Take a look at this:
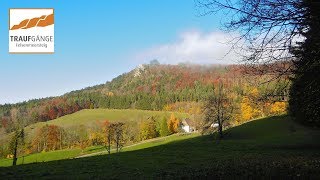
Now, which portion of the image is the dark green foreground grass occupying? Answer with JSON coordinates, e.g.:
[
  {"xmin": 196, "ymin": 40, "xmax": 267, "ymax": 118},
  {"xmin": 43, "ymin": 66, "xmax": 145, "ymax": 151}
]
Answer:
[{"xmin": 1, "ymin": 115, "xmax": 320, "ymax": 179}]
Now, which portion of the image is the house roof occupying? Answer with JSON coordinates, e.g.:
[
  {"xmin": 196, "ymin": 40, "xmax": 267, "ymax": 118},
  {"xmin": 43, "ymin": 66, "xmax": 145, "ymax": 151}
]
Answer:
[{"xmin": 182, "ymin": 118, "xmax": 194, "ymax": 127}]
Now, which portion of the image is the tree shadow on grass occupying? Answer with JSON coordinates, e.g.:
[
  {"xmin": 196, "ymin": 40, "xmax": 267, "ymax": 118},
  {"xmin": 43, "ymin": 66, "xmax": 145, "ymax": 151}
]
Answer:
[{"xmin": 1, "ymin": 115, "xmax": 320, "ymax": 179}]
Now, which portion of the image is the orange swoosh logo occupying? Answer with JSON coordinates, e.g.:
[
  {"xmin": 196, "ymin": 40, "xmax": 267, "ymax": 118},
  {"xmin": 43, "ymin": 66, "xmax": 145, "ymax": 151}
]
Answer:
[{"xmin": 10, "ymin": 14, "xmax": 54, "ymax": 30}]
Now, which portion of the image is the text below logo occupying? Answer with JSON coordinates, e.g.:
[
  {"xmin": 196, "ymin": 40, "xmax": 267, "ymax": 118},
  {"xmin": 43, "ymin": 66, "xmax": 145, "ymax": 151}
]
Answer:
[{"xmin": 9, "ymin": 8, "xmax": 54, "ymax": 54}]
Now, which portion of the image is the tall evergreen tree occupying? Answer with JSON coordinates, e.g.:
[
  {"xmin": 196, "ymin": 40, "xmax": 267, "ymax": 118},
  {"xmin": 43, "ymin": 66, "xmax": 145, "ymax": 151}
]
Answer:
[{"xmin": 290, "ymin": 1, "xmax": 320, "ymax": 126}]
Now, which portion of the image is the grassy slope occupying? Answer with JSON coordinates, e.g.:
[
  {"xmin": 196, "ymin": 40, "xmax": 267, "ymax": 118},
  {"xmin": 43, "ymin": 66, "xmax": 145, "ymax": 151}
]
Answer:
[
  {"xmin": 0, "ymin": 149, "xmax": 82, "ymax": 167},
  {"xmin": 1, "ymin": 115, "xmax": 320, "ymax": 179},
  {"xmin": 29, "ymin": 109, "xmax": 189, "ymax": 129}
]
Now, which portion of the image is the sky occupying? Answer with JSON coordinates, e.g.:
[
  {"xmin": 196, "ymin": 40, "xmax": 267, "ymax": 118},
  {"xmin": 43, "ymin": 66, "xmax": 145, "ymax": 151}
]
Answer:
[{"xmin": 0, "ymin": 0, "xmax": 237, "ymax": 104}]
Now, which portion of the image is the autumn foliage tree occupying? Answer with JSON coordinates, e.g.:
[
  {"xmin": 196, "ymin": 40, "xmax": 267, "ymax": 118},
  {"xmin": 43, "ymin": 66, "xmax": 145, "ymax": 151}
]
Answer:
[
  {"xmin": 239, "ymin": 88, "xmax": 261, "ymax": 122},
  {"xmin": 236, "ymin": 86, "xmax": 288, "ymax": 124},
  {"xmin": 47, "ymin": 125, "xmax": 64, "ymax": 150},
  {"xmin": 240, "ymin": 97, "xmax": 254, "ymax": 121},
  {"xmin": 89, "ymin": 130, "xmax": 104, "ymax": 146},
  {"xmin": 139, "ymin": 117, "xmax": 158, "ymax": 140},
  {"xmin": 270, "ymin": 102, "xmax": 287, "ymax": 115},
  {"xmin": 167, "ymin": 113, "xmax": 180, "ymax": 134},
  {"xmin": 32, "ymin": 124, "xmax": 64, "ymax": 152}
]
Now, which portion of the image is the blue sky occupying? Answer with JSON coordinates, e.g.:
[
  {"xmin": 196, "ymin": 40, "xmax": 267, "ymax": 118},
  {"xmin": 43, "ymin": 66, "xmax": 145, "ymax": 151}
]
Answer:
[{"xmin": 0, "ymin": 0, "xmax": 229, "ymax": 104}]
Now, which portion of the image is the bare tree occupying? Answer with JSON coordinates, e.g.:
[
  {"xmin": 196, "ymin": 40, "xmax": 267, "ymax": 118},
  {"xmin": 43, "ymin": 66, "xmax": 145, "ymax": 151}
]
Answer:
[
  {"xmin": 105, "ymin": 123, "xmax": 115, "ymax": 154},
  {"xmin": 203, "ymin": 81, "xmax": 234, "ymax": 138},
  {"xmin": 195, "ymin": 0, "xmax": 306, "ymax": 82},
  {"xmin": 196, "ymin": 0, "xmax": 303, "ymax": 60}
]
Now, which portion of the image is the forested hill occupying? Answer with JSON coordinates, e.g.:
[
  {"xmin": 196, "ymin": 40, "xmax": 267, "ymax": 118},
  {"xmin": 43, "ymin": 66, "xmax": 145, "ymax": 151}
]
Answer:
[
  {"xmin": 0, "ymin": 63, "xmax": 287, "ymax": 133},
  {"xmin": 69, "ymin": 63, "xmax": 242, "ymax": 104}
]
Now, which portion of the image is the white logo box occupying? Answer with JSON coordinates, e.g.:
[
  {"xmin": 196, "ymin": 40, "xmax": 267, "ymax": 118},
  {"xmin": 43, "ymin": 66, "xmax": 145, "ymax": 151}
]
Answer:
[{"xmin": 9, "ymin": 8, "xmax": 54, "ymax": 54}]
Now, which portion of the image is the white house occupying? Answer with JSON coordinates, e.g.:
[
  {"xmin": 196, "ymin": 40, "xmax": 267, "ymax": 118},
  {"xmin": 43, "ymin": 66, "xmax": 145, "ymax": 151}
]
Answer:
[
  {"xmin": 181, "ymin": 118, "xmax": 195, "ymax": 133},
  {"xmin": 211, "ymin": 123, "xmax": 219, "ymax": 128}
]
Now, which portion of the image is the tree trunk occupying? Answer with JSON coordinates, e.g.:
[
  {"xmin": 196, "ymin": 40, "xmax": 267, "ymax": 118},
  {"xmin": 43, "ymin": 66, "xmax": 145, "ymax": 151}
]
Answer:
[
  {"xmin": 60, "ymin": 131, "xmax": 62, "ymax": 150},
  {"xmin": 116, "ymin": 137, "xmax": 119, "ymax": 153},
  {"xmin": 107, "ymin": 135, "xmax": 111, "ymax": 154},
  {"xmin": 12, "ymin": 139, "xmax": 18, "ymax": 166},
  {"xmin": 218, "ymin": 122, "xmax": 223, "ymax": 139}
]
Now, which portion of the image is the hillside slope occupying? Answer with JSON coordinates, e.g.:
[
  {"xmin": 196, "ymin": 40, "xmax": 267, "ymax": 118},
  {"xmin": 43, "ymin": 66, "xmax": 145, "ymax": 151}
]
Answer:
[
  {"xmin": 0, "ymin": 63, "xmax": 288, "ymax": 133},
  {"xmin": 0, "ymin": 64, "xmax": 231, "ymax": 131},
  {"xmin": 1, "ymin": 115, "xmax": 319, "ymax": 179}
]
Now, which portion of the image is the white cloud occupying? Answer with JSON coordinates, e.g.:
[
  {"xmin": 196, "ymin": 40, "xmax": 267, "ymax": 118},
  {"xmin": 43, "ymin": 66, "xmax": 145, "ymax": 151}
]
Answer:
[{"xmin": 135, "ymin": 30, "xmax": 241, "ymax": 64}]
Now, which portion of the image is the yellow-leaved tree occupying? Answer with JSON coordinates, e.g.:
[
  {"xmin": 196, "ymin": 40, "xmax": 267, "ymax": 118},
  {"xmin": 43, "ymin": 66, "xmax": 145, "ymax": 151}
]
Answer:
[
  {"xmin": 168, "ymin": 113, "xmax": 180, "ymax": 134},
  {"xmin": 239, "ymin": 88, "xmax": 262, "ymax": 122},
  {"xmin": 240, "ymin": 97, "xmax": 254, "ymax": 121},
  {"xmin": 270, "ymin": 101, "xmax": 287, "ymax": 115}
]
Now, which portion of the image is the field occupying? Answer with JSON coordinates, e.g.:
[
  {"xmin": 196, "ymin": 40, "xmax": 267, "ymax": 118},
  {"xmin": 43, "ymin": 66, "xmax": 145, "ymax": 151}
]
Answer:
[
  {"xmin": 1, "ymin": 115, "xmax": 320, "ymax": 179},
  {"xmin": 28, "ymin": 109, "xmax": 189, "ymax": 129}
]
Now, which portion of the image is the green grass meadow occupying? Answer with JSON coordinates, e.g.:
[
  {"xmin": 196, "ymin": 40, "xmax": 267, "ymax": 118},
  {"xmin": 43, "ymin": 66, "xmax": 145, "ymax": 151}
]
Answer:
[
  {"xmin": 0, "ymin": 149, "xmax": 82, "ymax": 167},
  {"xmin": 1, "ymin": 115, "xmax": 320, "ymax": 179},
  {"xmin": 27, "ymin": 109, "xmax": 188, "ymax": 129}
]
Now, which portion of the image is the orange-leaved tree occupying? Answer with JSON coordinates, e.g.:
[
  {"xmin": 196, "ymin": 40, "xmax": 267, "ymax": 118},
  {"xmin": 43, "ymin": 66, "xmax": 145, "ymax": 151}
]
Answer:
[{"xmin": 168, "ymin": 113, "xmax": 180, "ymax": 134}]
